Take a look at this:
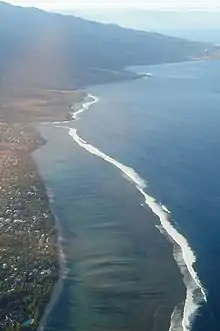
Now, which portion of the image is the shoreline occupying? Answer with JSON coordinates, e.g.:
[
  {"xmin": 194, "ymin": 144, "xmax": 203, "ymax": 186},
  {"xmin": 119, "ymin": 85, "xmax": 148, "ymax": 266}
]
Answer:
[
  {"xmin": 36, "ymin": 193, "xmax": 67, "ymax": 331},
  {"xmin": 11, "ymin": 67, "xmax": 206, "ymax": 330},
  {"xmin": 0, "ymin": 59, "xmax": 214, "ymax": 331}
]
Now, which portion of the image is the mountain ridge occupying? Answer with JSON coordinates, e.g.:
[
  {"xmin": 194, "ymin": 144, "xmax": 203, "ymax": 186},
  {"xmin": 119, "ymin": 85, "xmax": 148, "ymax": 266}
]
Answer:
[{"xmin": 0, "ymin": 1, "xmax": 214, "ymax": 89}]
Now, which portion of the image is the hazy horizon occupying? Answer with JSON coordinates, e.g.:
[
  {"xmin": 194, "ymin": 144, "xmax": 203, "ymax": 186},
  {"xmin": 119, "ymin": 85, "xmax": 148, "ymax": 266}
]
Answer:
[
  {"xmin": 3, "ymin": 1, "xmax": 220, "ymax": 43},
  {"xmin": 4, "ymin": 0, "xmax": 220, "ymax": 11},
  {"xmin": 63, "ymin": 8, "xmax": 220, "ymax": 42}
]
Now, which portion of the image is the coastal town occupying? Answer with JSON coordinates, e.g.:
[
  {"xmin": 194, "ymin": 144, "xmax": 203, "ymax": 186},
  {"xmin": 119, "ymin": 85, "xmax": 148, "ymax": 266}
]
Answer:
[{"xmin": 0, "ymin": 123, "xmax": 59, "ymax": 330}]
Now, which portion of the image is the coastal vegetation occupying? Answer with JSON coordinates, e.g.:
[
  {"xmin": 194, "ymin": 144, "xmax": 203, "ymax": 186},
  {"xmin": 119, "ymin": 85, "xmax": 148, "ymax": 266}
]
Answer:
[{"xmin": 0, "ymin": 124, "xmax": 59, "ymax": 330}]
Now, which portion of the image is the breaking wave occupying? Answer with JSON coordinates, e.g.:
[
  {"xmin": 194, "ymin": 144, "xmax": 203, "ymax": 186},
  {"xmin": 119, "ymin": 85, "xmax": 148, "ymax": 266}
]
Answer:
[{"xmin": 71, "ymin": 94, "xmax": 100, "ymax": 121}]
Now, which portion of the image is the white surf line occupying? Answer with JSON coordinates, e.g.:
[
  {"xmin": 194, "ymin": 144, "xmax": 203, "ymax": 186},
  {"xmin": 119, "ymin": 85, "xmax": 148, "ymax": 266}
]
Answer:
[
  {"xmin": 161, "ymin": 204, "xmax": 171, "ymax": 214},
  {"xmin": 71, "ymin": 94, "xmax": 100, "ymax": 121},
  {"xmin": 68, "ymin": 127, "xmax": 207, "ymax": 331},
  {"xmin": 169, "ymin": 307, "xmax": 184, "ymax": 331},
  {"xmin": 52, "ymin": 93, "xmax": 100, "ymax": 125}
]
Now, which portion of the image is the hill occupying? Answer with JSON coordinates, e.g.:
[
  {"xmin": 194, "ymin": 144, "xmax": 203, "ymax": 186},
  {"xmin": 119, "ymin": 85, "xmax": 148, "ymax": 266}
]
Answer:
[{"xmin": 0, "ymin": 2, "xmax": 214, "ymax": 89}]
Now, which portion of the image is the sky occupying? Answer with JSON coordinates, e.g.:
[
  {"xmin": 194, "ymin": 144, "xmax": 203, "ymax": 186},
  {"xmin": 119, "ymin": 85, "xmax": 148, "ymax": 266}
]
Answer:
[{"xmin": 4, "ymin": 0, "xmax": 220, "ymax": 10}]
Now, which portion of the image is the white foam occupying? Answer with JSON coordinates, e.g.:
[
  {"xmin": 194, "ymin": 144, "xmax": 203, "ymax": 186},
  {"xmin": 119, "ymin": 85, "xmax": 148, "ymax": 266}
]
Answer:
[
  {"xmin": 161, "ymin": 204, "xmax": 171, "ymax": 214},
  {"xmin": 169, "ymin": 307, "xmax": 184, "ymax": 331},
  {"xmin": 68, "ymin": 128, "xmax": 207, "ymax": 331},
  {"xmin": 52, "ymin": 120, "xmax": 70, "ymax": 125},
  {"xmin": 71, "ymin": 94, "xmax": 100, "ymax": 121},
  {"xmin": 51, "ymin": 93, "xmax": 99, "ymax": 125},
  {"xmin": 139, "ymin": 187, "xmax": 207, "ymax": 331},
  {"xmin": 70, "ymin": 128, "xmax": 146, "ymax": 188}
]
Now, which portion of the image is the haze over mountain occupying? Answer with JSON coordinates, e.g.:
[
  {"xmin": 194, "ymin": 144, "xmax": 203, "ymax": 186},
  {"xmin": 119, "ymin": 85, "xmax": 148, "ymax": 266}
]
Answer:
[
  {"xmin": 65, "ymin": 9, "xmax": 220, "ymax": 43},
  {"xmin": 0, "ymin": 2, "xmax": 214, "ymax": 89}
]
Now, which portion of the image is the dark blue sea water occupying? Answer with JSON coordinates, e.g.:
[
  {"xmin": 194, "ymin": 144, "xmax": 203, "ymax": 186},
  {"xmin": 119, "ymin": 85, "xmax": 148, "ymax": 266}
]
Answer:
[{"xmin": 34, "ymin": 60, "xmax": 220, "ymax": 331}]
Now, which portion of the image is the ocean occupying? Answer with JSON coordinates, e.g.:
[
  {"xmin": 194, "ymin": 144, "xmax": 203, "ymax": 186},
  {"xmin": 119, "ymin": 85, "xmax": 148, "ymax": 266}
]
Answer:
[{"xmin": 34, "ymin": 60, "xmax": 220, "ymax": 331}]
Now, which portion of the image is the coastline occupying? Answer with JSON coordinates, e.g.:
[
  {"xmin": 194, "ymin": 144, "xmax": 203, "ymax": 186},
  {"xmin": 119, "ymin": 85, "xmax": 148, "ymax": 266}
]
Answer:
[
  {"xmin": 18, "ymin": 92, "xmax": 99, "ymax": 331},
  {"xmin": 37, "ymin": 209, "xmax": 66, "ymax": 331},
  {"xmin": 33, "ymin": 86, "xmax": 205, "ymax": 331},
  {"xmin": 34, "ymin": 115, "xmax": 185, "ymax": 331},
  {"xmin": 36, "ymin": 92, "xmax": 185, "ymax": 330},
  {"xmin": 36, "ymin": 92, "xmax": 186, "ymax": 331},
  {"xmin": 1, "ymin": 69, "xmax": 206, "ymax": 330}
]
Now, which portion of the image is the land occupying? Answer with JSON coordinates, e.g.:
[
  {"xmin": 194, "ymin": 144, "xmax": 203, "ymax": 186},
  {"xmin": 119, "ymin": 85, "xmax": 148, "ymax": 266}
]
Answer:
[
  {"xmin": 0, "ymin": 86, "xmax": 87, "ymax": 331},
  {"xmin": 0, "ymin": 123, "xmax": 59, "ymax": 331},
  {"xmin": 0, "ymin": 88, "xmax": 85, "ymax": 123}
]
